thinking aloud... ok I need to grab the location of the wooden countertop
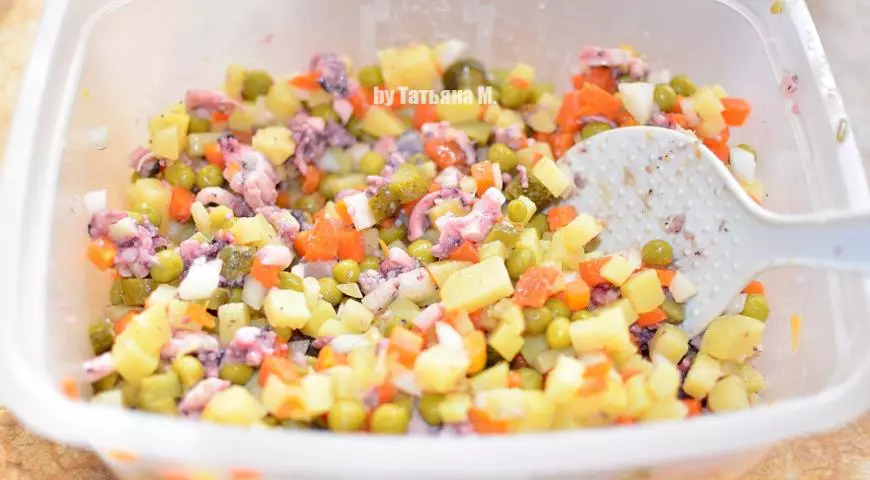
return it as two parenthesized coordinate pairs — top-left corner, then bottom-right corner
(2, 0), (870, 478)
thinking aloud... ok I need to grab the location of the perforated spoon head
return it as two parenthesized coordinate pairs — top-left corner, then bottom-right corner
(561, 126), (765, 337)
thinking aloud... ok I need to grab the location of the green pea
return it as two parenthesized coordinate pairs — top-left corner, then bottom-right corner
(310, 104), (339, 124)
(653, 84), (678, 112)
(641, 239), (674, 267)
(219, 363), (254, 385)
(407, 239), (435, 264)
(669, 74), (697, 97)
(379, 225), (407, 245)
(661, 298), (686, 325)
(358, 65), (384, 89)
(360, 256), (381, 272)
(333, 259), (361, 283)
(741, 294), (769, 322)
(545, 298), (570, 319)
(500, 83), (529, 109)
(279, 272), (304, 291)
(110, 279), (124, 305)
(572, 310), (594, 321)
(120, 278), (154, 306)
(442, 60), (487, 91)
(172, 356), (205, 388)
(524, 307), (553, 335)
(319, 277), (343, 305)
(506, 199), (528, 223)
(418, 393), (444, 426)
(528, 214), (548, 237)
(218, 245), (256, 282)
(132, 202), (162, 227)
(89, 319), (114, 355)
(506, 247), (535, 280)
(580, 122), (612, 140)
(196, 164), (225, 189)
(295, 194), (325, 214)
(370, 403), (410, 434)
(359, 151), (386, 176)
(188, 116), (211, 134)
(488, 142), (518, 172)
(242, 70), (274, 101)
(164, 161), (196, 190)
(150, 249), (184, 284)
(229, 288), (243, 304)
(546, 316), (572, 349)
(346, 117), (365, 139)
(327, 399), (367, 432)
(516, 368), (543, 390)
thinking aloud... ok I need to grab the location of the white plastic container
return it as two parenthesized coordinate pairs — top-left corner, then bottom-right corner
(1, 0), (869, 479)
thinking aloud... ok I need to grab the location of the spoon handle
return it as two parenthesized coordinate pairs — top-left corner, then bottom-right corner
(761, 210), (870, 271)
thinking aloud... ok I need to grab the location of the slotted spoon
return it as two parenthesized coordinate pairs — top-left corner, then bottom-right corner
(561, 126), (870, 337)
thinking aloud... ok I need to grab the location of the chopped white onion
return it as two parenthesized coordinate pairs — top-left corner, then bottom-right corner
(82, 189), (107, 214)
(146, 284), (179, 308)
(646, 69), (672, 84)
(330, 334), (372, 354)
(179, 258), (222, 300)
(343, 191), (377, 231)
(617, 82), (655, 125)
(258, 245), (294, 268)
(669, 270), (698, 303)
(491, 162), (503, 190)
(316, 148), (342, 173)
(435, 321), (465, 352)
(333, 97), (353, 125)
(348, 143), (371, 163)
(679, 98), (701, 126)
(434, 39), (468, 70)
(626, 247), (643, 271)
(108, 217), (138, 242)
(725, 294), (748, 315)
(397, 268), (438, 305)
(88, 126), (109, 150)
(337, 283), (363, 298)
(729, 146), (757, 184)
(242, 275), (268, 310)
(290, 263), (306, 278)
(289, 339), (311, 357)
(391, 371), (422, 397)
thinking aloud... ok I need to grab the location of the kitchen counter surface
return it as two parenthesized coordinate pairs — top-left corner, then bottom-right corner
(1, 0), (870, 478)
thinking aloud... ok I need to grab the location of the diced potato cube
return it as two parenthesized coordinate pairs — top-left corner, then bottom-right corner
(620, 269), (665, 313)
(379, 44), (438, 90)
(669, 271), (698, 303)
(707, 375), (750, 413)
(531, 157), (570, 197)
(126, 178), (172, 234)
(495, 109), (524, 128)
(544, 355), (585, 404)
(507, 63), (535, 85)
(301, 300), (336, 337)
(264, 288), (310, 329)
(477, 388), (526, 420)
(361, 107), (406, 138)
(517, 143), (553, 168)
(605, 298), (639, 327)
(425, 261), (472, 288)
(217, 303), (250, 346)
(624, 374), (652, 418)
(520, 335), (549, 371)
(148, 112), (190, 161)
(478, 241), (509, 261)
(261, 376), (302, 420)
(488, 323), (524, 360)
(497, 301), (526, 333)
(721, 362), (765, 394)
(700, 315), (765, 362)
(167, 299), (190, 329)
(318, 318), (352, 337)
(414, 345), (470, 394)
(641, 399), (688, 422)
(339, 299), (375, 332)
(301, 373), (335, 417)
(441, 257), (514, 312)
(471, 362), (510, 391)
(439, 393), (472, 424)
(265, 80), (302, 123)
(570, 305), (634, 354)
(224, 64), (246, 99)
(619, 354), (653, 377)
(650, 325), (689, 364)
(516, 390), (555, 432)
(230, 215), (277, 247)
(646, 356), (681, 400)
(202, 386), (267, 426)
(534, 349), (572, 374)
(112, 336), (159, 383)
(328, 365), (362, 400)
(348, 346), (376, 388)
(437, 99), (480, 124)
(146, 284), (178, 308)
(527, 109), (556, 133)
(683, 353), (723, 400)
(122, 305), (172, 353)
(252, 126), (296, 166)
(600, 255), (635, 286)
(428, 199), (470, 225)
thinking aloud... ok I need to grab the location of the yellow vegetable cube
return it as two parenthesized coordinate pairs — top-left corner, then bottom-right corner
(166, 299), (190, 329)
(328, 365), (361, 400)
(641, 399), (688, 422)
(624, 374), (652, 418)
(348, 346), (376, 388)
(544, 355), (585, 404)
(441, 257), (514, 312)
(301, 300), (335, 337)
(534, 349), (572, 374)
(603, 298), (639, 327)
(471, 362), (510, 391)
(224, 64), (246, 100)
(495, 109), (524, 128)
(261, 376), (300, 418)
(379, 45), (438, 90)
(428, 199), (470, 225)
(217, 303), (250, 346)
(122, 305), (172, 353)
(252, 126), (296, 166)
(531, 157), (570, 197)
(600, 255), (635, 286)
(647, 356), (681, 400)
(700, 315), (765, 362)
(497, 301), (526, 333)
(707, 375), (750, 413)
(317, 318), (352, 337)
(507, 63), (535, 85)
(520, 335), (549, 371)
(202, 386), (267, 426)
(439, 393), (472, 424)
(112, 336), (159, 383)
(620, 269), (665, 313)
(477, 388), (526, 420)
(650, 325), (689, 364)
(488, 323), (525, 361)
(229, 215), (277, 247)
(425, 261), (472, 288)
(570, 306), (633, 354)
(517, 143), (553, 168)
(265, 80), (302, 123)
(148, 112), (190, 161)
(437, 99), (480, 124)
(264, 288), (310, 329)
(301, 373), (335, 417)
(478, 241), (509, 261)
(683, 353), (723, 400)
(517, 227), (543, 264)
(414, 345), (470, 394)
(361, 106), (406, 138)
(339, 299), (375, 332)
(516, 390), (555, 432)
(721, 362), (765, 394)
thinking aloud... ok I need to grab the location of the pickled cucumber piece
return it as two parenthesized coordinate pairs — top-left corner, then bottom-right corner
(387, 164), (429, 204)
(503, 175), (556, 210)
(218, 245), (256, 282)
(442, 59), (488, 91)
(368, 188), (400, 223)
(89, 319), (115, 355)
(120, 278), (155, 306)
(138, 372), (183, 413)
(484, 222), (522, 248)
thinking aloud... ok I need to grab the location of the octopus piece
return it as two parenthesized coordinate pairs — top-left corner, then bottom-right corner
(579, 115), (618, 129)
(431, 188), (505, 258)
(395, 131), (424, 158)
(324, 120), (354, 148)
(421, 121), (477, 164)
(493, 124), (527, 150)
(161, 331), (220, 359)
(196, 187), (252, 217)
(177, 236), (230, 266)
(434, 167), (464, 189)
(178, 378), (232, 416)
(310, 52), (350, 97)
(184, 89), (242, 115)
(82, 353), (116, 383)
(590, 285), (620, 308)
(289, 112), (328, 175)
(296, 260), (338, 279)
(88, 209), (128, 239)
(128, 147), (163, 177)
(257, 244), (294, 268)
(413, 303), (445, 332)
(333, 97), (354, 124)
(515, 165), (529, 189)
(407, 188), (473, 241)
(361, 278), (401, 315)
(224, 326), (277, 367)
(664, 214), (686, 234)
(115, 220), (163, 278)
(357, 269), (386, 296)
(219, 136), (278, 210)
(578, 46), (633, 70)
(256, 206), (301, 246)
(380, 247), (419, 279)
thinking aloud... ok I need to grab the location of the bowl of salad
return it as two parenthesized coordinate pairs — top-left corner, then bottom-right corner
(1, 0), (868, 479)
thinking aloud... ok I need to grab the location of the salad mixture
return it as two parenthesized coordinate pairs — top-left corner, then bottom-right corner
(81, 41), (769, 434)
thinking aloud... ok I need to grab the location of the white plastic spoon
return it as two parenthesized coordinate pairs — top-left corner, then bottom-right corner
(561, 126), (870, 337)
